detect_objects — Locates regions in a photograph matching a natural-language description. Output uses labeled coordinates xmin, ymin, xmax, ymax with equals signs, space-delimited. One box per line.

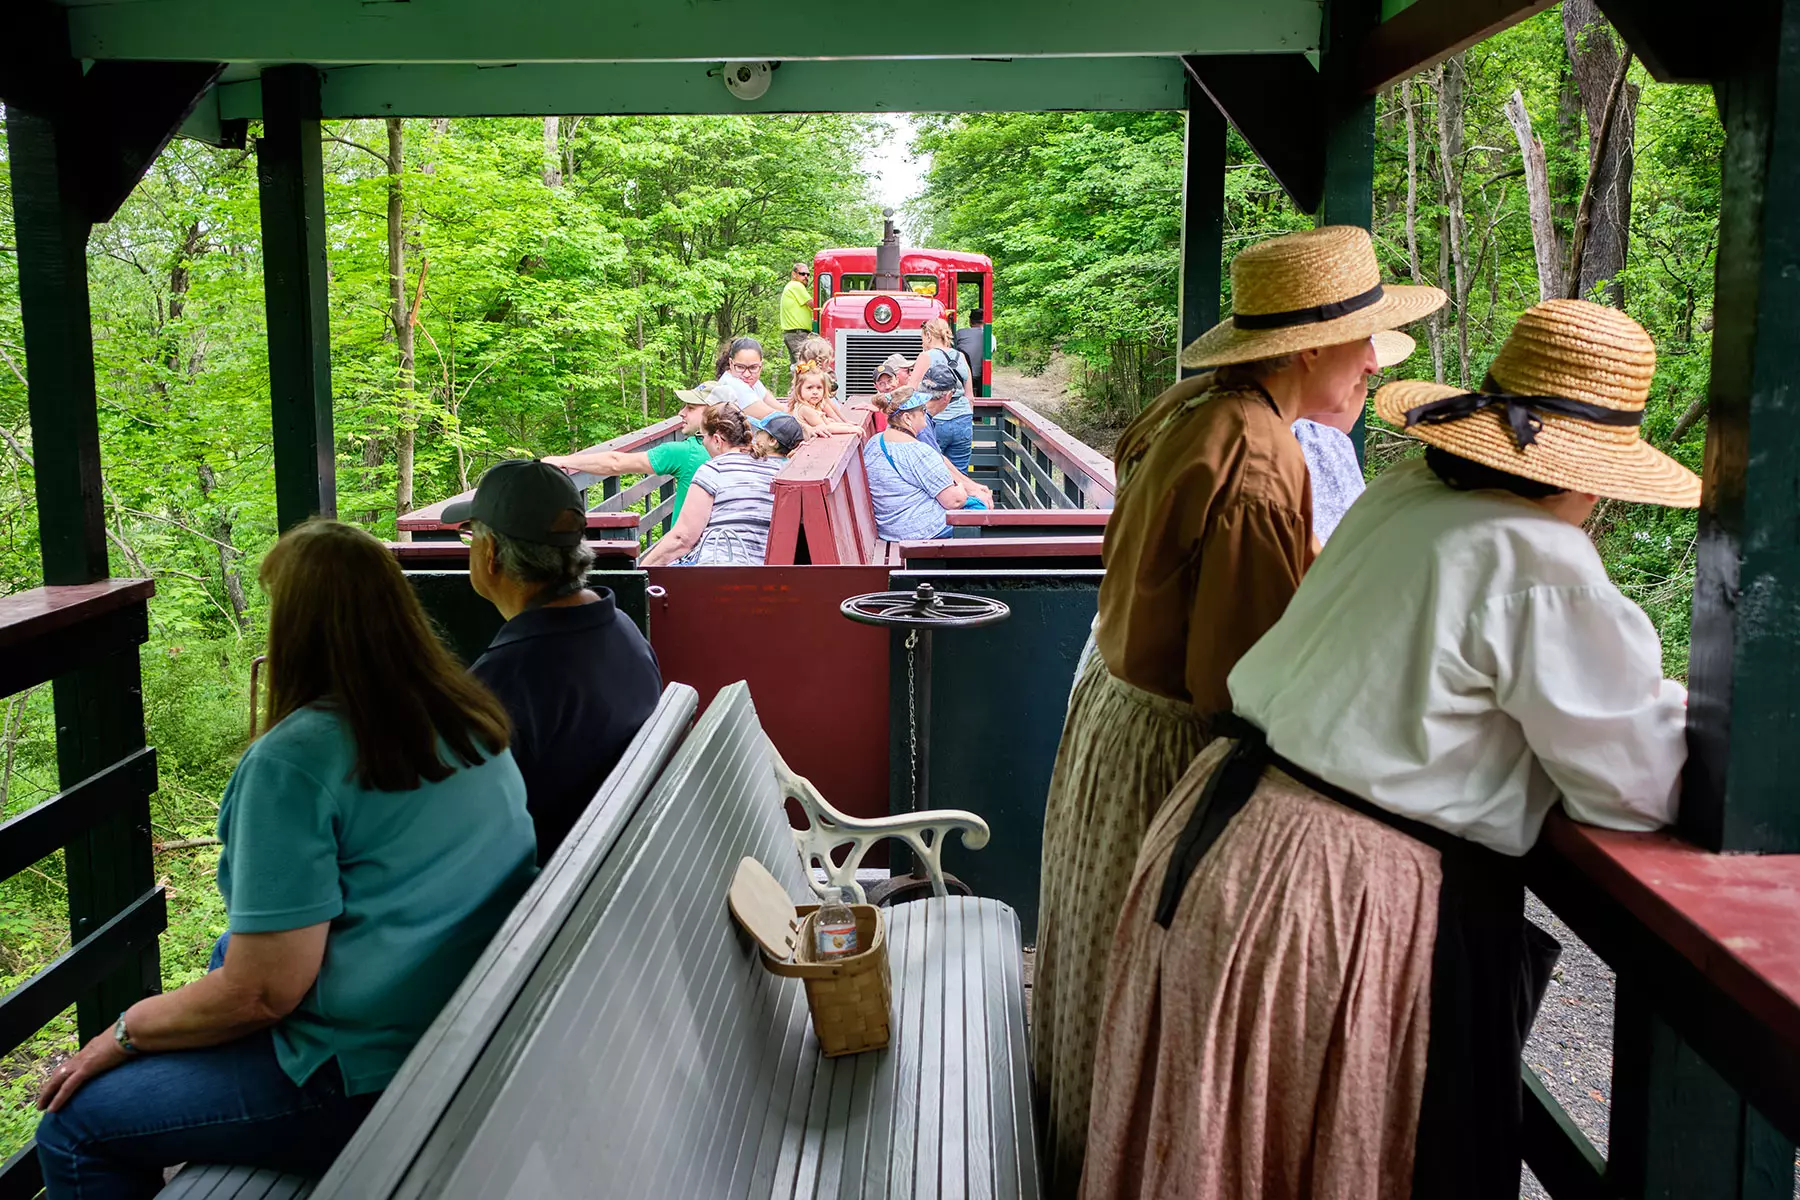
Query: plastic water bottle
xmin=813 ymin=887 xmax=859 ymax=960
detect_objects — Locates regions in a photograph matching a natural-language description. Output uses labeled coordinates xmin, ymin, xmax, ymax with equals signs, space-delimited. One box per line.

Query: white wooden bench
xmin=164 ymin=681 xmax=1038 ymax=1198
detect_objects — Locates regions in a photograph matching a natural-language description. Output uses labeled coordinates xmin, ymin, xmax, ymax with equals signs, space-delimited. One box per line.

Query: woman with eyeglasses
xmin=713 ymin=336 xmax=779 ymax=416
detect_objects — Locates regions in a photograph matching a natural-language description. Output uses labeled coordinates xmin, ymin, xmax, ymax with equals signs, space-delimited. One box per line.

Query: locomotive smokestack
xmin=872 ymin=208 xmax=902 ymax=291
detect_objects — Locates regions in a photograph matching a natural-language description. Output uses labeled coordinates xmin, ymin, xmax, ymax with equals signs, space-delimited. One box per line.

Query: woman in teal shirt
xmin=35 ymin=520 xmax=537 ymax=1198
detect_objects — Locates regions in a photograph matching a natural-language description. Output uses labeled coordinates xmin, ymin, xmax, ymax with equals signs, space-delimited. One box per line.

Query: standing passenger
xmin=1031 ymin=227 xmax=1444 ymax=1198
xmin=447 ymin=461 xmax=662 ymax=863
xmin=1082 ymin=300 xmax=1696 ymax=1200
xmin=903 ymin=317 xmax=976 ymax=470
xmin=780 ymin=261 xmax=815 ymax=378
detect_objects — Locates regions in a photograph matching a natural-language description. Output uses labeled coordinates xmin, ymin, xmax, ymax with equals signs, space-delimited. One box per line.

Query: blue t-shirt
xmin=864 ymin=432 xmax=955 ymax=542
xmin=215 ymin=705 xmax=536 ymax=1095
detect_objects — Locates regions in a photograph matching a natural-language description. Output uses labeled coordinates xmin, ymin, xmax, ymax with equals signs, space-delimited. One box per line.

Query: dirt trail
xmin=990 ymin=354 xmax=1129 ymax=455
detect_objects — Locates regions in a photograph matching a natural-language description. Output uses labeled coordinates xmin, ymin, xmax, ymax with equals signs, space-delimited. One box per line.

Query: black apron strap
xmin=1153 ymin=712 xmax=1268 ymax=928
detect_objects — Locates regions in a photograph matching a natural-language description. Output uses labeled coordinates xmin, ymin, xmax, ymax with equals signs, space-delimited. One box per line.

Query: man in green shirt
xmin=779 ymin=260 xmax=815 ymax=377
xmin=543 ymin=383 xmax=717 ymax=521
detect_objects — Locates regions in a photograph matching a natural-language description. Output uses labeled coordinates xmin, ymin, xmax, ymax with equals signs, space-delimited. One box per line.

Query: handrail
xmin=973 ymin=398 xmax=1116 ymax=509
xmin=0 ymin=580 xmax=156 ymax=697
xmin=400 ymin=415 xmax=687 ymax=531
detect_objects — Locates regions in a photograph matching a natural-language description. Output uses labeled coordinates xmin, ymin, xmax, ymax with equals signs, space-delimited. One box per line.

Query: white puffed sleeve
xmin=1476 ymin=584 xmax=1685 ymax=832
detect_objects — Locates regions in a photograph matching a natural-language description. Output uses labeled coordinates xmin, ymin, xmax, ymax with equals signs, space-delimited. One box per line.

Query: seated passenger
xmin=446 ymin=460 xmax=663 ymax=862
xmin=34 ymin=520 xmax=537 ymax=1197
xmin=1082 ymin=301 xmax=1698 ymax=1200
xmin=541 ymin=381 xmax=718 ymax=522
xmin=639 ymin=406 xmax=799 ymax=566
xmin=789 ymin=365 xmax=862 ymax=437
xmin=713 ymin=335 xmax=780 ymax=417
xmin=864 ymin=392 xmax=993 ymax=543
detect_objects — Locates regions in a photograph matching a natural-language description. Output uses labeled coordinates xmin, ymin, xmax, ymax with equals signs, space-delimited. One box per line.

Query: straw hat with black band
xmin=1374 ymin=299 xmax=1701 ymax=508
xmin=1181 ymin=226 xmax=1446 ymax=371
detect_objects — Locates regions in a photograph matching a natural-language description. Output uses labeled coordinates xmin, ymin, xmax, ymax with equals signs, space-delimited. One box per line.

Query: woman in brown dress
xmin=1081 ymin=300 xmax=1699 ymax=1200
xmin=1031 ymin=226 xmax=1444 ymax=1197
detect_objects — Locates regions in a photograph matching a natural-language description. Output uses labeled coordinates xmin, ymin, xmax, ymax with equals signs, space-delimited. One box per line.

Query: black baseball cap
xmin=750 ymin=412 xmax=806 ymax=454
xmin=441 ymin=459 xmax=586 ymax=547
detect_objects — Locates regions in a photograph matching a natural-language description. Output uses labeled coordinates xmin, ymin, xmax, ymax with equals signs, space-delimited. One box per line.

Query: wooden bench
xmin=766 ymin=409 xmax=885 ymax=566
xmin=166 ymin=681 xmax=1038 ymax=1198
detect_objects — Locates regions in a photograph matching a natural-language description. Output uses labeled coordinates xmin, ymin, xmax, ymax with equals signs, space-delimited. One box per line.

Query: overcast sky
xmin=862 ymin=114 xmax=928 ymax=237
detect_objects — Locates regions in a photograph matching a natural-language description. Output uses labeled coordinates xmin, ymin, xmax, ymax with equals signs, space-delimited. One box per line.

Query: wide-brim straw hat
xmin=1180 ymin=226 xmax=1446 ymax=369
xmin=1373 ymin=299 xmax=1701 ymax=507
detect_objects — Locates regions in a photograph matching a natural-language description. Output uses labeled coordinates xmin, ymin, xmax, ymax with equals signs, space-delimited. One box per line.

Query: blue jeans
xmin=35 ymin=936 xmax=375 ymax=1199
xmin=930 ymin=413 xmax=974 ymax=471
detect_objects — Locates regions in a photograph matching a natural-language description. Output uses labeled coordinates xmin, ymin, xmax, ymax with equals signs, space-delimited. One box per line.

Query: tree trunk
xmin=386 ymin=117 xmax=417 ymax=537
xmin=1434 ymin=57 xmax=1472 ymax=388
xmin=1563 ymin=0 xmax=1639 ymax=306
xmin=196 ymin=462 xmax=249 ymax=632
xmin=1400 ymin=79 xmax=1447 ymax=383
xmin=1505 ymin=89 xmax=1567 ymax=303
xmin=542 ymin=116 xmax=563 ymax=188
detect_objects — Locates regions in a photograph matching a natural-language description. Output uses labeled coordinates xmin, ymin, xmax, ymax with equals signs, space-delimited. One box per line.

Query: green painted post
xmin=1177 ymin=84 xmax=1225 ymax=381
xmin=1685 ymin=0 xmax=1800 ymax=853
xmin=257 ymin=64 xmax=336 ymax=532
xmin=7 ymin=100 xmax=161 ymax=1041
xmin=1608 ymin=977 xmax=1794 ymax=1198
xmin=1318 ymin=0 xmax=1379 ymax=468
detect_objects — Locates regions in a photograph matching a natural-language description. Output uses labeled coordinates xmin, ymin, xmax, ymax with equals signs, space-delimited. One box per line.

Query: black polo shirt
xmin=470 ymin=590 xmax=662 ymax=863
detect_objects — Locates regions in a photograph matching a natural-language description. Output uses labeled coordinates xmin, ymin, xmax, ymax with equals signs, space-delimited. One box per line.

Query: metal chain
xmin=905 ymin=629 xmax=919 ymax=811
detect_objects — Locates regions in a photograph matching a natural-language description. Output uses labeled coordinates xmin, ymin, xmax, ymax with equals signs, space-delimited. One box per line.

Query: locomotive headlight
xmin=873 ymin=302 xmax=894 ymax=325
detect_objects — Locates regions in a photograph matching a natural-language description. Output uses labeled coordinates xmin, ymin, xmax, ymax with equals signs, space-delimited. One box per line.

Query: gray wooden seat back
xmin=365 ymin=680 xmax=1040 ymax=1199
xmin=157 ymin=685 xmax=700 ymax=1200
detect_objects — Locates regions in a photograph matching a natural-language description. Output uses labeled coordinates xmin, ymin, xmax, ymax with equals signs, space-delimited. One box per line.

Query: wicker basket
xmin=729 ymin=858 xmax=892 ymax=1057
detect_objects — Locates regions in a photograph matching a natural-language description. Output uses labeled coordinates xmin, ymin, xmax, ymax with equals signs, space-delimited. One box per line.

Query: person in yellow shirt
xmin=779 ymin=261 xmax=814 ymax=381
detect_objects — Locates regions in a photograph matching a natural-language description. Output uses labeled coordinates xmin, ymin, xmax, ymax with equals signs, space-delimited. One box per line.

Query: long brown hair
xmin=259 ymin=519 xmax=510 ymax=791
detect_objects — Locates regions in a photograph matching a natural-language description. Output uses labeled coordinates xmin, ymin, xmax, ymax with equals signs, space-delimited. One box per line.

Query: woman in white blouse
xmin=1080 ymin=300 xmax=1700 ymax=1200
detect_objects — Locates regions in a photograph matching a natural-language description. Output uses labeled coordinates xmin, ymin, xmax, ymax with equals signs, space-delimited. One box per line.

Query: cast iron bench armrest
xmin=769 ymin=736 xmax=989 ymax=902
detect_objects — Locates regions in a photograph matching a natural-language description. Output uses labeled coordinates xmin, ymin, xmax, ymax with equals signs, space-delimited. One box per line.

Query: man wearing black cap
xmin=444 ymin=460 xmax=662 ymax=862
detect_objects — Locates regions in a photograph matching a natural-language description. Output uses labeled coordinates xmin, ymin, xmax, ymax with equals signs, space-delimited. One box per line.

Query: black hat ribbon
xmin=1403 ymin=391 xmax=1642 ymax=450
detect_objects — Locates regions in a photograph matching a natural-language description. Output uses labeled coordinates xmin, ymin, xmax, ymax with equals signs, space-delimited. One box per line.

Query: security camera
xmin=721 ymin=61 xmax=774 ymax=102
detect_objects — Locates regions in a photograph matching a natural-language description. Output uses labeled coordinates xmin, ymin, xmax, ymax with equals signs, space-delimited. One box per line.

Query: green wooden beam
xmin=215 ymin=57 xmax=1189 ymax=119
xmin=1685 ymin=0 xmax=1800 ymax=853
xmin=7 ymin=95 xmax=161 ymax=1042
xmin=1318 ymin=0 xmax=1380 ymax=229
xmin=257 ymin=65 xmax=337 ymax=532
xmin=1183 ymin=54 xmax=1324 ymax=213
xmin=6 ymin=100 xmax=109 ymax=585
xmin=67 ymin=0 xmax=1319 ymax=64
xmin=1355 ymin=0 xmax=1556 ymax=94
xmin=1177 ymin=83 xmax=1226 ymax=379
xmin=1608 ymin=977 xmax=1795 ymax=1198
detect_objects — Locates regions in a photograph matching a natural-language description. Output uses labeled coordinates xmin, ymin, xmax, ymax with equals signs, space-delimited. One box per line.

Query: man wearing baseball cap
xmin=444 ymin=460 xmax=662 ymax=862
xmin=543 ymin=381 xmax=718 ymax=521
xmin=779 ymin=260 xmax=815 ymax=378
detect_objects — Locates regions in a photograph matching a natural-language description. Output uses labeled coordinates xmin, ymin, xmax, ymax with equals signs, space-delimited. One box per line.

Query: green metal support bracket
xmin=257 ymin=64 xmax=337 ymax=532
xmin=1182 ymin=54 xmax=1325 ymax=214
xmin=1177 ymin=82 xmax=1226 ymax=380
xmin=1685 ymin=0 xmax=1800 ymax=853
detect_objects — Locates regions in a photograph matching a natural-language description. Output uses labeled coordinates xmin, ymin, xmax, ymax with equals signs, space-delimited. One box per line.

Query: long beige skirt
xmin=1081 ymin=739 xmax=1442 ymax=1200
xmin=1033 ymin=655 xmax=1211 ymax=1200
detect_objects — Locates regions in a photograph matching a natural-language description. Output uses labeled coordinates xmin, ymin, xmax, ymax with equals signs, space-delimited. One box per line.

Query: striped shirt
xmin=689 ymin=451 xmax=784 ymax=564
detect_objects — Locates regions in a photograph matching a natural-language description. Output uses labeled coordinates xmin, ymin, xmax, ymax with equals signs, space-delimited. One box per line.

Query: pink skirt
xmin=1081 ymin=738 xmax=1442 ymax=1200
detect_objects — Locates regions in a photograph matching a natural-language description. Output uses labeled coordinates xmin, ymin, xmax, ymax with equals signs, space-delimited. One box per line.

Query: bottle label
xmin=815 ymin=919 xmax=858 ymax=959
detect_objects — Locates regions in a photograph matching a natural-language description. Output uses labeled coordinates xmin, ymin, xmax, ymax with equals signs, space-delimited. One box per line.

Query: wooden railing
xmin=1520 ymin=818 xmax=1800 ymax=1197
xmin=970 ymin=398 xmax=1116 ymax=511
xmin=400 ymin=415 xmax=688 ymax=550
xmin=0 ymin=580 xmax=165 ymax=1200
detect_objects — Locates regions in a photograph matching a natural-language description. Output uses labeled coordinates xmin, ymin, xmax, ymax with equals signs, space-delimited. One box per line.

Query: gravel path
xmin=1520 ymin=892 xmax=1617 ymax=1198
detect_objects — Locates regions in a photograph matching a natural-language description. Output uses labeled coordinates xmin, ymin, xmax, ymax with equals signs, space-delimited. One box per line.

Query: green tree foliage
xmin=913 ymin=11 xmax=1714 ymax=673
xmin=0 ymin=112 xmax=877 ymax=1157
